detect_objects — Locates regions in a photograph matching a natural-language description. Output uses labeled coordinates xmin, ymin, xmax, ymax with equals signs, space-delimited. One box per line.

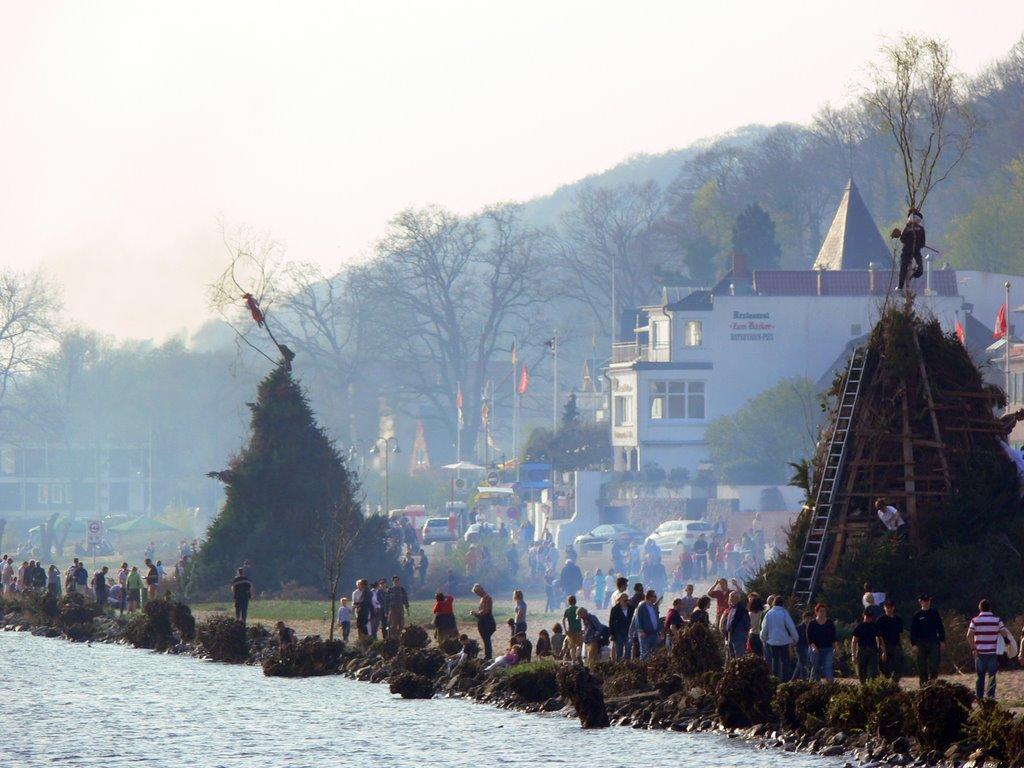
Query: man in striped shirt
xmin=967 ymin=599 xmax=1012 ymax=699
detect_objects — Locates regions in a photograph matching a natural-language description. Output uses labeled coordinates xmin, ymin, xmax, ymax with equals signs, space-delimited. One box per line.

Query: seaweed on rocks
xmin=400 ymin=625 xmax=430 ymax=650
xmin=869 ymin=687 xmax=916 ymax=741
xmin=171 ymin=602 xmax=196 ymax=641
xmin=963 ymin=699 xmax=1017 ymax=761
xmin=669 ymin=622 xmax=724 ymax=677
xmin=197 ymin=616 xmax=249 ymax=663
xmin=262 ymin=636 xmax=347 ymax=677
xmin=505 ymin=661 xmax=559 ymax=703
xmin=772 ymin=680 xmax=814 ymax=728
xmin=913 ymin=680 xmax=973 ymax=751
xmin=715 ymin=656 xmax=774 ymax=728
xmin=439 ymin=636 xmax=461 ymax=655
xmin=393 ymin=648 xmax=445 ymax=678
xmin=556 ymin=664 xmax=609 ymax=729
xmin=389 ymin=672 xmax=435 ymax=699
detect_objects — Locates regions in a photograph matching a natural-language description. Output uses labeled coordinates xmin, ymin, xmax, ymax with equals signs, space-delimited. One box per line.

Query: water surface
xmin=1 ymin=632 xmax=842 ymax=767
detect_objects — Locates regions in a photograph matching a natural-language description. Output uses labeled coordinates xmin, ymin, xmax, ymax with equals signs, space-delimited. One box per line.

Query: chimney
xmin=868 ymin=262 xmax=876 ymax=294
xmin=732 ymin=252 xmax=749 ymax=279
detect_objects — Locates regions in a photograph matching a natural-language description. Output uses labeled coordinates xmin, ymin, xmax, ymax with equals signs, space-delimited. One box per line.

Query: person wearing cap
xmin=852 ymin=608 xmax=885 ymax=683
xmin=876 ymin=600 xmax=904 ymax=681
xmin=891 ymin=207 xmax=926 ymax=291
xmin=910 ymin=594 xmax=945 ymax=685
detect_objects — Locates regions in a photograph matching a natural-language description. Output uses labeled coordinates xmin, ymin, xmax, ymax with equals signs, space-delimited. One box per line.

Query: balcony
xmin=611 ymin=343 xmax=671 ymax=364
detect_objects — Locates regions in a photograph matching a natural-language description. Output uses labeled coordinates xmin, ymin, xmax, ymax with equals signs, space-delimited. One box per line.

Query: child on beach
xmin=536 ymin=629 xmax=552 ymax=657
xmin=338 ymin=597 xmax=352 ymax=642
xmin=550 ymin=623 xmax=565 ymax=659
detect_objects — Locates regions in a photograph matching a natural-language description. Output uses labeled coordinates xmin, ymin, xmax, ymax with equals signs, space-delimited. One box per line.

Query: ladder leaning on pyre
xmin=792 ymin=346 xmax=869 ymax=606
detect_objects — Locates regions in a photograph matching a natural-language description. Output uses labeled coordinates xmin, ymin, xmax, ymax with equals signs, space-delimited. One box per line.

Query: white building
xmin=608 ymin=180 xmax=1019 ymax=474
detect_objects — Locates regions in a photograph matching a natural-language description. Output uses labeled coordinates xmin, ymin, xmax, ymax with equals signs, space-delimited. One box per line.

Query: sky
xmin=3 ymin=2 xmax=1024 ymax=341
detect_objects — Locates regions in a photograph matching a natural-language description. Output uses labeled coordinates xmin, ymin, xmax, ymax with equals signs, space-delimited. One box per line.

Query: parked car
xmin=464 ymin=522 xmax=494 ymax=543
xmin=645 ymin=519 xmax=714 ymax=553
xmin=422 ymin=517 xmax=456 ymax=545
xmin=573 ymin=523 xmax=645 ymax=554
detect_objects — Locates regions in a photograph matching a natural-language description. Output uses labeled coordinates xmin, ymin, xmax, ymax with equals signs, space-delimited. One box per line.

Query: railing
xmin=611 ymin=342 xmax=649 ymax=364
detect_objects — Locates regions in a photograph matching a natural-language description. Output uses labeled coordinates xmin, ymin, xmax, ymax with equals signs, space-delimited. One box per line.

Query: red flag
xmin=955 ymin=319 xmax=966 ymax=346
xmin=994 ymin=303 xmax=1008 ymax=340
xmin=517 ymin=365 xmax=530 ymax=395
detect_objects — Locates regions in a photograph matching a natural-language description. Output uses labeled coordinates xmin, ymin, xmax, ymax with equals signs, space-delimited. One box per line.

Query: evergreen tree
xmin=189 ymin=364 xmax=390 ymax=596
xmin=561 ymin=393 xmax=579 ymax=427
xmin=731 ymin=203 xmax=782 ymax=271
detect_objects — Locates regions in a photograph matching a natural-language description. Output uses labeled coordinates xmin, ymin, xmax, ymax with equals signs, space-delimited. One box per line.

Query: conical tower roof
xmin=813 ymin=179 xmax=891 ymax=271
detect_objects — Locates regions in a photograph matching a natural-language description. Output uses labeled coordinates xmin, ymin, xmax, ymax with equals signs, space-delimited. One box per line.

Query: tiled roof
xmin=751 ymin=268 xmax=958 ymax=297
xmin=813 ymin=179 xmax=892 ymax=271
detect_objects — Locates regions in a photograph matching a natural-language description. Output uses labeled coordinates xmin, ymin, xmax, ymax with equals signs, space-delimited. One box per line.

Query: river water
xmin=1 ymin=632 xmax=842 ymax=767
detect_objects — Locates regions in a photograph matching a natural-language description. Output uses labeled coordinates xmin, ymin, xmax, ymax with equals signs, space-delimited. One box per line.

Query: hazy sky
xmin=3 ymin=2 xmax=1023 ymax=340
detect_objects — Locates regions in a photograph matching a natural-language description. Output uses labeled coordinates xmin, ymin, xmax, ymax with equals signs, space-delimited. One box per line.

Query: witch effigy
xmin=890 ymin=207 xmax=926 ymax=291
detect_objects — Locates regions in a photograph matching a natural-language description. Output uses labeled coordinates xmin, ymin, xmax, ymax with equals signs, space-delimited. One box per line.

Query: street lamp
xmin=370 ymin=436 xmax=400 ymax=515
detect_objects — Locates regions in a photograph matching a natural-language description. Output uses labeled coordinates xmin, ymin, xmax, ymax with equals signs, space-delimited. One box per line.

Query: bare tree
xmin=863 ymin=35 xmax=975 ymax=209
xmin=354 ymin=204 xmax=549 ymax=455
xmin=556 ymin=182 xmax=667 ymax=335
xmin=316 ymin=497 xmax=364 ymax=641
xmin=0 ymin=269 xmax=60 ymax=404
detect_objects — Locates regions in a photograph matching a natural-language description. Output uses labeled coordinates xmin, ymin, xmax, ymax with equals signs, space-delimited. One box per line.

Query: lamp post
xmin=371 ymin=436 xmax=400 ymax=515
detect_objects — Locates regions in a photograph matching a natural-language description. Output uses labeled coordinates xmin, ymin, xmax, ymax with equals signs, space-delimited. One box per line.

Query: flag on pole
xmin=511 ymin=340 xmax=517 ymax=365
xmin=518 ymin=365 xmax=530 ymax=395
xmin=995 ymin=303 xmax=1008 ymax=340
xmin=955 ymin=319 xmax=966 ymax=346
xmin=456 ymin=383 xmax=464 ymax=428
xmin=481 ymin=401 xmax=490 ymax=429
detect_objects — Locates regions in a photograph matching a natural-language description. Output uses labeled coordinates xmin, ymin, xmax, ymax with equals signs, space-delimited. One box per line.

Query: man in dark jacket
xmin=608 ymin=592 xmax=633 ymax=660
xmin=559 ymin=558 xmax=583 ymax=600
xmin=909 ymin=594 xmax=945 ymax=685
xmin=876 ymin=600 xmax=905 ymax=681
xmin=723 ymin=591 xmax=750 ymax=660
xmin=231 ymin=568 xmax=253 ymax=623
xmin=892 ymin=208 xmax=926 ymax=291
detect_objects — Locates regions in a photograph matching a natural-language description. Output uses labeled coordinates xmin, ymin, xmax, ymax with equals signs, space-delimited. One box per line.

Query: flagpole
xmin=552 ymin=329 xmax=559 ymax=432
xmin=1007 ymin=282 xmax=1012 ymax=413
xmin=511 ymin=336 xmax=518 ymax=481
xmin=456 ymin=380 xmax=462 ymax=467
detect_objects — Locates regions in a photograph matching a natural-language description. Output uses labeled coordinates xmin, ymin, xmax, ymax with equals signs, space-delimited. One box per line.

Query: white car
xmin=645 ymin=519 xmax=714 ymax=553
xmin=421 ymin=517 xmax=456 ymax=544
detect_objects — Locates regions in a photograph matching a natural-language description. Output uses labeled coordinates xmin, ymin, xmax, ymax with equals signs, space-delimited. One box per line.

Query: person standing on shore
xmin=723 ymin=591 xmax=750 ymax=660
xmin=117 ymin=563 xmax=129 ymax=616
xmin=967 ymin=599 xmax=1012 ymax=700
xmin=231 ymin=567 xmax=252 ymax=623
xmin=512 ymin=589 xmax=527 ymax=636
xmin=127 ymin=566 xmax=143 ymax=612
xmin=678 ymin=584 xmax=698 ymax=619
xmin=431 ymin=591 xmax=458 ymax=642
xmin=634 ymin=590 xmax=661 ymax=660
xmin=471 ymin=583 xmax=496 ymax=659
xmin=92 ymin=567 xmax=109 ymax=608
xmin=46 ymin=565 xmax=61 ymax=596
xmin=337 ymin=597 xmax=352 ymax=642
xmin=807 ymin=603 xmax=836 ymax=682
xmin=578 ymin=607 xmax=604 ymax=670
xmin=74 ymin=560 xmax=88 ymax=597
xmin=144 ymin=559 xmax=159 ymax=602
xmin=562 ymin=595 xmax=583 ymax=661
xmin=609 ymin=592 xmax=632 ymax=661
xmin=388 ymin=575 xmax=409 ymax=636
xmin=876 ymin=600 xmax=904 ymax=681
xmin=910 ymin=594 xmax=945 ymax=685
xmin=2 ymin=557 xmax=14 ymax=595
xmin=760 ymin=595 xmax=799 ymax=680
xmin=852 ymin=609 xmax=885 ymax=684
xmin=352 ymin=579 xmax=372 ymax=644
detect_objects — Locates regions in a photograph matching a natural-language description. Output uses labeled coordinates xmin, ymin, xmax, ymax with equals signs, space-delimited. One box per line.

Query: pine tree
xmin=189 ymin=364 xmax=389 ymax=597
xmin=561 ymin=393 xmax=580 ymax=427
xmin=731 ymin=203 xmax=782 ymax=271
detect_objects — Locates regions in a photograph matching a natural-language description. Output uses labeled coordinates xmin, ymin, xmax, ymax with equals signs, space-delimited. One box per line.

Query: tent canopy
xmin=108 ymin=517 xmax=179 ymax=534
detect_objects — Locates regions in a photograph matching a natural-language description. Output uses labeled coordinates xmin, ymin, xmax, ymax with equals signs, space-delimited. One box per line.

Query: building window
xmin=613 ymin=395 xmax=634 ymax=427
xmin=683 ymin=321 xmax=702 ymax=347
xmin=649 ymin=381 xmax=706 ymax=420
xmin=651 ymin=319 xmax=669 ymax=349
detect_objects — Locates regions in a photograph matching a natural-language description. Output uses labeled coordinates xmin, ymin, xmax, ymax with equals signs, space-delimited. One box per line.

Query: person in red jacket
xmin=432 ymin=591 xmax=458 ymax=641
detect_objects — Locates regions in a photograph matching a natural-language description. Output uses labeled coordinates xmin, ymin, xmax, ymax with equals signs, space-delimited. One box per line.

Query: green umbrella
xmin=108 ymin=517 xmax=179 ymax=534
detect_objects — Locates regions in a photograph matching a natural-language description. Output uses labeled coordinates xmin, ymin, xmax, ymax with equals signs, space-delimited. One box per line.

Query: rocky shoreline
xmin=0 ymin=593 xmax=1014 ymax=768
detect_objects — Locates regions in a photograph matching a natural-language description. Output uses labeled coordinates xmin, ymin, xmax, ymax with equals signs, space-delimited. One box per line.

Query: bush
xmin=439 ymin=637 xmax=461 ymax=655
xmin=263 ymin=637 xmax=347 ymax=677
xmin=400 ymin=625 xmax=430 ymax=650
xmin=772 ymin=680 xmax=814 ymax=728
xmin=123 ymin=613 xmax=156 ymax=649
xmin=389 ymin=672 xmax=435 ymax=699
xmin=826 ymin=689 xmax=868 ymax=731
xmin=171 ymin=602 xmax=196 ymax=641
xmin=57 ymin=596 xmax=101 ymax=629
xmin=913 ymin=680 xmax=973 ymax=750
xmin=371 ymin=636 xmax=401 ymax=659
xmin=506 ymin=661 xmax=559 ymax=702
xmin=19 ymin=591 xmax=59 ymax=625
xmin=394 ymin=648 xmax=445 ymax=678
xmin=716 ymin=655 xmax=775 ymax=728
xmin=197 ymin=616 xmax=249 ymax=663
xmin=599 ymin=660 xmax=649 ymax=696
xmin=143 ymin=599 xmax=175 ymax=650
xmin=794 ymin=682 xmax=842 ymax=724
xmin=964 ymin=700 xmax=1017 ymax=761
xmin=556 ymin=664 xmax=610 ymax=728
xmin=869 ymin=688 xmax=915 ymax=741
xmin=670 ymin=621 xmax=724 ymax=677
